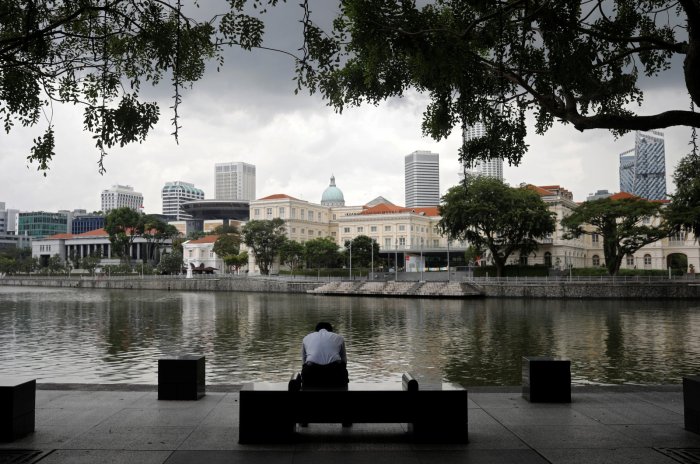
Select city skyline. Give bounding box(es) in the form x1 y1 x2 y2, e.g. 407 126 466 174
0 3 692 213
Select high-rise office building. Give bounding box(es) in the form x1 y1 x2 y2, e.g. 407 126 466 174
405 150 440 207
101 185 144 212
618 131 667 200
0 202 18 235
162 181 205 220
18 211 69 238
461 122 504 181
215 162 256 200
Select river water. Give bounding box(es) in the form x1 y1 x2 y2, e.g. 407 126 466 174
1 286 699 386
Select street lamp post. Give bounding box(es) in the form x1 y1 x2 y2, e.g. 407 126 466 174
420 241 424 282
447 239 451 282
370 240 374 281
349 241 352 280
395 239 398 282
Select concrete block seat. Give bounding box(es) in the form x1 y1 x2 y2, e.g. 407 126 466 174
0 378 35 442
684 375 700 434
239 373 468 444
522 356 571 403
158 355 205 400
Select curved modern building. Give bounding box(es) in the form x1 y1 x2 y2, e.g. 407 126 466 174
180 199 250 233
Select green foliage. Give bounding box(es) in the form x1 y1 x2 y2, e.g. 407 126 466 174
241 218 287 275
561 196 670 275
139 215 179 264
297 1 700 174
0 1 278 171
344 235 379 268
80 252 102 274
0 248 37 275
105 207 142 265
224 251 249 273
279 239 305 274
213 233 241 261
439 177 555 277
304 237 341 270
158 250 184 275
667 151 700 237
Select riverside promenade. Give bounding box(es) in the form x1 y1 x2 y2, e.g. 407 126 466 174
2 385 699 464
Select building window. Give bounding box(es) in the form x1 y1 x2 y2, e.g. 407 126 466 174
291 208 296 219
385 226 392 231
254 208 260 217
626 255 634 266
357 227 363 233
332 214 337 220
519 253 528 266
384 238 391 248
209 251 214 258
433 239 439 247
344 227 350 233
592 233 599 244
266 208 272 219
317 212 322 221
308 211 314 221
308 229 314 235
301 229 305 234
318 231 322 236
279 207 285 219
370 226 377 232
544 252 552 267
399 225 406 231
331 231 336 237
291 228 296 233
399 237 406 246
592 255 600 266
644 254 652 267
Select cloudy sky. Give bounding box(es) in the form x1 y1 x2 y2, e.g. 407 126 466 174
0 2 694 214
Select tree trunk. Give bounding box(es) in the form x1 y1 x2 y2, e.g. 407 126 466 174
683 0 700 108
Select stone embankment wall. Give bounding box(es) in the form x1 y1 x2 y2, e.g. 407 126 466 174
1 277 699 298
478 281 700 299
0 277 319 294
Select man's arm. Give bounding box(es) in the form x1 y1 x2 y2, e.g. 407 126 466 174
339 339 347 364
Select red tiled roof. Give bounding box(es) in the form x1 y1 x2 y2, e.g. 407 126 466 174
77 228 109 237
524 185 555 196
45 233 74 240
258 194 300 201
188 235 220 244
358 204 440 217
610 192 638 200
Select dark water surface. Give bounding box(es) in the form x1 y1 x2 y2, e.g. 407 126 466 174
1 286 698 386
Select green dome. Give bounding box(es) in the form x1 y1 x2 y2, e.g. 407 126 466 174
321 175 345 206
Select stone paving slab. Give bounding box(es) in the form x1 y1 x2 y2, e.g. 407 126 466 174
0 387 696 464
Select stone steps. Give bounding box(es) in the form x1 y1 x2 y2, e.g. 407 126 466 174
307 281 484 297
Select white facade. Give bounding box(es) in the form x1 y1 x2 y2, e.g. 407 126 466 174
161 181 205 220
182 235 225 274
462 123 504 181
101 185 143 213
215 162 256 201
405 150 440 207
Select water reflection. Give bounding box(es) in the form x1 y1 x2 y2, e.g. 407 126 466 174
0 286 698 386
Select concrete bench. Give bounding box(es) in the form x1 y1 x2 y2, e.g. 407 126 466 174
158 355 205 400
522 356 571 403
0 378 35 442
239 373 468 444
684 375 700 434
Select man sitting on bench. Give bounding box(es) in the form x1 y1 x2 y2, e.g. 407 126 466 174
301 322 349 389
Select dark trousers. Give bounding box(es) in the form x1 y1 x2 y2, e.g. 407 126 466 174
301 361 349 389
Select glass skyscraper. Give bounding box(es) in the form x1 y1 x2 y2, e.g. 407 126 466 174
618 131 666 200
461 122 504 181
405 150 440 207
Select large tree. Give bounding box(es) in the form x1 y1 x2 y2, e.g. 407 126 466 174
438 177 556 277
667 150 700 236
138 215 179 264
1 0 279 172
279 239 305 274
562 195 670 275
212 231 241 270
344 235 380 268
241 218 287 275
297 1 700 171
105 207 142 265
304 236 341 270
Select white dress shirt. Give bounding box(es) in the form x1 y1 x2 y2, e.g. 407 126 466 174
302 329 347 365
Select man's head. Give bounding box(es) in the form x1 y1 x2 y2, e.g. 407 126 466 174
315 322 333 332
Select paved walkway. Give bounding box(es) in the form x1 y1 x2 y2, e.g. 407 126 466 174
2 385 699 464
